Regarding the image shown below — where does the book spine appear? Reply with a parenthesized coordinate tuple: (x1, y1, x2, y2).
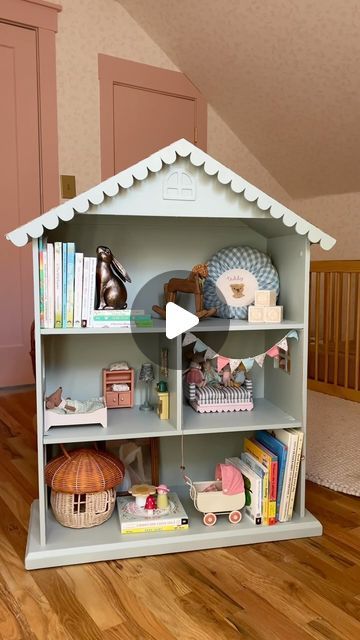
(92, 309, 145, 318)
(256, 431, 287, 521)
(66, 243, 75, 327)
(226, 457, 262, 525)
(279, 438, 297, 522)
(87, 258, 97, 327)
(73, 253, 84, 328)
(286, 431, 304, 521)
(38, 238, 45, 328)
(121, 524, 189, 534)
(62, 243, 67, 328)
(81, 257, 90, 327)
(241, 451, 269, 525)
(43, 238, 48, 328)
(244, 439, 276, 525)
(46, 243, 55, 329)
(54, 242, 62, 328)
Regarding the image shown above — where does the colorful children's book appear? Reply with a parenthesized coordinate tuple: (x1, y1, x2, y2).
(87, 257, 97, 327)
(117, 492, 188, 534)
(81, 257, 91, 328)
(62, 243, 67, 328)
(38, 237, 46, 328)
(271, 429, 299, 522)
(54, 242, 62, 328)
(241, 451, 269, 525)
(73, 253, 84, 328)
(256, 430, 288, 521)
(286, 429, 304, 520)
(46, 242, 55, 329)
(66, 242, 75, 327)
(244, 438, 278, 525)
(226, 457, 262, 525)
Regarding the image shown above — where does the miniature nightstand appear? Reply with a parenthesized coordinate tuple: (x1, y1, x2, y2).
(102, 368, 134, 408)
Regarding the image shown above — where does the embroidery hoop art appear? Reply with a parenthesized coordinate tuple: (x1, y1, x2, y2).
(203, 246, 280, 319)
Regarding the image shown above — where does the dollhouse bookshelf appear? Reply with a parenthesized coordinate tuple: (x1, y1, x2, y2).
(7, 139, 335, 569)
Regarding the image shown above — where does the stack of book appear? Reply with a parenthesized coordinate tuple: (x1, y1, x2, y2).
(117, 492, 189, 534)
(38, 239, 152, 329)
(226, 428, 304, 526)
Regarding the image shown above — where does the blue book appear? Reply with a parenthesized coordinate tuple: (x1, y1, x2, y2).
(62, 243, 67, 328)
(66, 242, 75, 327)
(256, 430, 288, 520)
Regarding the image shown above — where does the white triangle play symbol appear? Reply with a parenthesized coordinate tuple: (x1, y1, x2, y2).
(166, 302, 199, 339)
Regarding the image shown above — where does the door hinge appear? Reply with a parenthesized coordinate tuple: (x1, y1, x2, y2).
(194, 126, 198, 144)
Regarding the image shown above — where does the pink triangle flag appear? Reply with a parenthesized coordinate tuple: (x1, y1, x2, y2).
(267, 345, 280, 358)
(217, 355, 230, 372)
(254, 353, 266, 367)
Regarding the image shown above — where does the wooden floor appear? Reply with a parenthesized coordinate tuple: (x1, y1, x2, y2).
(0, 390, 359, 640)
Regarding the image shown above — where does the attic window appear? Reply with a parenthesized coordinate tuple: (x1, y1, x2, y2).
(163, 170, 196, 201)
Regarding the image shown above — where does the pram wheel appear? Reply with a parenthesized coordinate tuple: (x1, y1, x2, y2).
(229, 510, 242, 524)
(203, 512, 217, 526)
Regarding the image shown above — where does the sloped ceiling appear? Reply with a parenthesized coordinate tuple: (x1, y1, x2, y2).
(119, 0, 360, 198)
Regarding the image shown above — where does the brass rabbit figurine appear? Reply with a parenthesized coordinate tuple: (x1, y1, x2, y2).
(96, 246, 131, 309)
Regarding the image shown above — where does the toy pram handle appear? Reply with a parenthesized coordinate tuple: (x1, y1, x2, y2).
(183, 474, 196, 501)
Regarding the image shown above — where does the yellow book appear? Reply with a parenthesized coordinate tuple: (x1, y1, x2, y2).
(122, 524, 189, 535)
(245, 438, 278, 525)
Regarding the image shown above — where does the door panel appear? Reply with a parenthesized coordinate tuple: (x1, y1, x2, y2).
(0, 23, 40, 386)
(114, 84, 195, 172)
(99, 55, 207, 179)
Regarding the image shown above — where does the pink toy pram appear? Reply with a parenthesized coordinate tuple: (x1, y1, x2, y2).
(184, 464, 245, 526)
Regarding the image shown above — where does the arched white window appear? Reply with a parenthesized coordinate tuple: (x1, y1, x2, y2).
(163, 170, 196, 200)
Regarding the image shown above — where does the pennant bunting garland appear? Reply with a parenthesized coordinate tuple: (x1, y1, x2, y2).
(287, 330, 299, 340)
(217, 356, 230, 372)
(194, 338, 208, 353)
(276, 337, 288, 352)
(182, 333, 197, 347)
(183, 330, 298, 372)
(267, 345, 280, 358)
(254, 353, 266, 368)
(229, 358, 241, 373)
(241, 357, 255, 372)
(205, 346, 218, 360)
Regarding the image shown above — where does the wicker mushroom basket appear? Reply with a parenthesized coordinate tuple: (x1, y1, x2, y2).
(45, 445, 124, 529)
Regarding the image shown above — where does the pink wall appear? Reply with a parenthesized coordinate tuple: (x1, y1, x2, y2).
(56, 0, 288, 202)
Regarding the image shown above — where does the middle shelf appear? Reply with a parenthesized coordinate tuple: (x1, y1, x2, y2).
(43, 399, 301, 444)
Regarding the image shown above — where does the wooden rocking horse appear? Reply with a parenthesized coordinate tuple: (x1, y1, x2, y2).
(152, 264, 217, 320)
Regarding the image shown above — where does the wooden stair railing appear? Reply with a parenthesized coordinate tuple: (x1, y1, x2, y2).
(308, 261, 360, 402)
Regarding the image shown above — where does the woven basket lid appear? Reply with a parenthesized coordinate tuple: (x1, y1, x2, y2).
(45, 446, 125, 493)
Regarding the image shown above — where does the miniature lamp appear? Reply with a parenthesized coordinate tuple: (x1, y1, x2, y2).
(139, 363, 155, 411)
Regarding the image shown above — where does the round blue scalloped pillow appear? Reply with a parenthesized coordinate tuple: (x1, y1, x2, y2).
(203, 246, 280, 319)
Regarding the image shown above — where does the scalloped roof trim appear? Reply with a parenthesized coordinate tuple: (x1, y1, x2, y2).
(6, 138, 335, 250)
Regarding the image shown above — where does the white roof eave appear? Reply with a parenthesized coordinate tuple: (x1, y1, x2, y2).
(6, 138, 336, 251)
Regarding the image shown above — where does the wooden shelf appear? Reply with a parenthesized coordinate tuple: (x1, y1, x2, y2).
(25, 492, 322, 570)
(40, 319, 304, 335)
(43, 406, 178, 444)
(182, 399, 301, 435)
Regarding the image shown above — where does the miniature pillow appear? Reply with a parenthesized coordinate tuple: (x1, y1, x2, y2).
(203, 246, 279, 319)
(112, 383, 130, 392)
(110, 361, 129, 370)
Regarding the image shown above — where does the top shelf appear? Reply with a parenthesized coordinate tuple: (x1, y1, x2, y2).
(40, 319, 304, 335)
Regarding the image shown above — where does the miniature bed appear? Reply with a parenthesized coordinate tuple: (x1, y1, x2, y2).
(184, 379, 253, 413)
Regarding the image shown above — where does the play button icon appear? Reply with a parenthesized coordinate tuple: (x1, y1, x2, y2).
(165, 302, 199, 339)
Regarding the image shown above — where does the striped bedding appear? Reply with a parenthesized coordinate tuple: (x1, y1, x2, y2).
(184, 379, 253, 405)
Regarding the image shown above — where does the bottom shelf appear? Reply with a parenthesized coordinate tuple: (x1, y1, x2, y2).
(25, 489, 322, 570)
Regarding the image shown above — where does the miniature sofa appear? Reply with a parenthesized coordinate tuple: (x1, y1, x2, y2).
(184, 379, 253, 413)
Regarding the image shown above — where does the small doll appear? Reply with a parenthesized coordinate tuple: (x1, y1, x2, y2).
(221, 364, 232, 387)
(184, 352, 206, 387)
(45, 387, 103, 414)
(202, 359, 221, 386)
(156, 484, 170, 510)
(231, 364, 246, 388)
